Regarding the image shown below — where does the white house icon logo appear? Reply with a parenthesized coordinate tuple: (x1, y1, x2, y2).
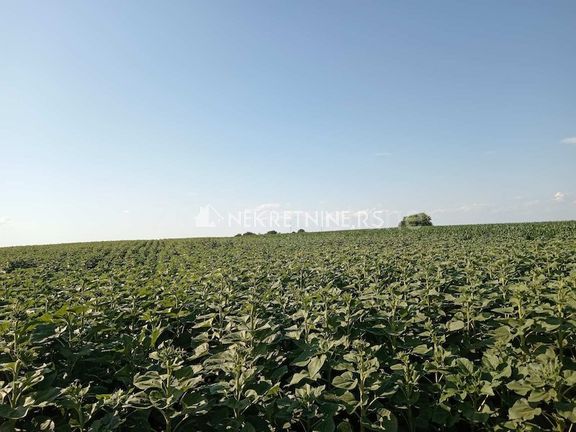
(194, 205, 224, 228)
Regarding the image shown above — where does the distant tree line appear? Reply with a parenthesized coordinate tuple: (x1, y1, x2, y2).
(234, 229, 305, 237)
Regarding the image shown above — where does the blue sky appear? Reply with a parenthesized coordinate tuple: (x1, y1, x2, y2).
(1, 1, 575, 246)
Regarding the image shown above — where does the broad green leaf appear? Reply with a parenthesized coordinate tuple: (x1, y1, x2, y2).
(308, 355, 327, 378)
(506, 380, 532, 396)
(332, 372, 358, 390)
(447, 320, 465, 331)
(0, 404, 29, 419)
(289, 372, 308, 385)
(508, 399, 541, 421)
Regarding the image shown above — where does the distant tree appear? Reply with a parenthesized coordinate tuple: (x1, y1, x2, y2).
(297, 229, 305, 233)
(243, 232, 256, 236)
(266, 230, 278, 235)
(399, 213, 432, 228)
(234, 233, 242, 237)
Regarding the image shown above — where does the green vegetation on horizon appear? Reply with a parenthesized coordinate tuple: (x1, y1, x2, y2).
(1, 222, 575, 431)
(398, 213, 433, 228)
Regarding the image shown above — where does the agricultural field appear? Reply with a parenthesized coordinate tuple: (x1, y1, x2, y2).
(0, 222, 575, 431)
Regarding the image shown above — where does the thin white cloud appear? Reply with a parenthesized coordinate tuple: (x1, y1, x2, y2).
(0, 217, 10, 226)
(554, 192, 565, 202)
(561, 137, 576, 145)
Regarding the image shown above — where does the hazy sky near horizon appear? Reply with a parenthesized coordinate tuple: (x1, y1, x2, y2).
(1, 1, 575, 246)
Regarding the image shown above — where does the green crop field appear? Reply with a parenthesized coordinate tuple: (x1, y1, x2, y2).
(0, 222, 575, 431)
